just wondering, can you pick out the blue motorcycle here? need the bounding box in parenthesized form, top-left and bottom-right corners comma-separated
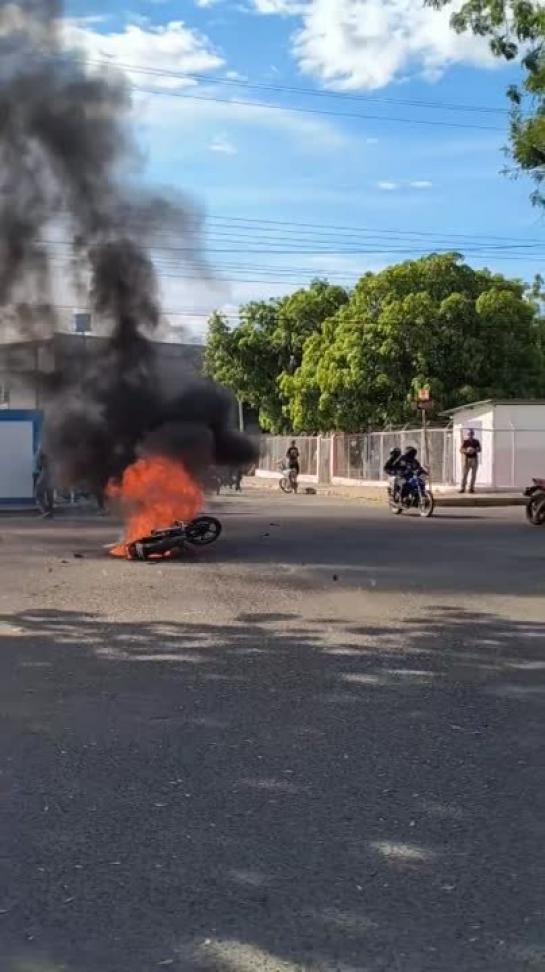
(389, 472, 434, 518)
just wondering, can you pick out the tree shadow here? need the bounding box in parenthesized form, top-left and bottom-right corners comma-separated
(1, 604, 545, 971)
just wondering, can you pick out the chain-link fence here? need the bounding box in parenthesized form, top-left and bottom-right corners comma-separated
(332, 429, 455, 484)
(255, 426, 545, 489)
(258, 435, 318, 477)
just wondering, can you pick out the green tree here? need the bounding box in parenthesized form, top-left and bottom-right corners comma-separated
(425, 0, 545, 203)
(204, 280, 349, 432)
(286, 253, 545, 431)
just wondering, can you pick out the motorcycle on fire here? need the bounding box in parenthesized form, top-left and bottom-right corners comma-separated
(127, 515, 222, 560)
(389, 471, 434, 518)
(524, 478, 545, 525)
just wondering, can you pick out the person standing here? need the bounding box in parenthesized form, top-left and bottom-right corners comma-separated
(34, 449, 54, 517)
(286, 440, 300, 476)
(459, 429, 481, 494)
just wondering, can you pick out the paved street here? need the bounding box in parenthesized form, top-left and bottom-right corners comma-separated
(1, 493, 545, 972)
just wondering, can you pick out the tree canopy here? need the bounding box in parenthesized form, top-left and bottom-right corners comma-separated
(203, 279, 349, 432)
(285, 254, 545, 431)
(205, 255, 545, 433)
(425, 0, 545, 204)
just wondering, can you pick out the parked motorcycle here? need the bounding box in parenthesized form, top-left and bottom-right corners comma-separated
(389, 472, 434, 518)
(524, 478, 545, 525)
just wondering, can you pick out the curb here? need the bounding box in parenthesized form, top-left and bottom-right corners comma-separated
(242, 478, 524, 508)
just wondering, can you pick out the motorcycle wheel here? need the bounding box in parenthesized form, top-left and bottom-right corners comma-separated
(419, 491, 435, 518)
(389, 500, 403, 515)
(527, 495, 545, 525)
(185, 515, 222, 546)
(279, 477, 293, 493)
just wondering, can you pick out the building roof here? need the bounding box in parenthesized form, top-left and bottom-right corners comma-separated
(442, 399, 545, 416)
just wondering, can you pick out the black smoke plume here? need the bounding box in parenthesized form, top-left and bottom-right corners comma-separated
(0, 0, 257, 492)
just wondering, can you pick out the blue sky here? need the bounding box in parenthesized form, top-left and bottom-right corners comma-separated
(62, 0, 544, 337)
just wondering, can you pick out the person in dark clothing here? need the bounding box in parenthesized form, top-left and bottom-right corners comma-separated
(384, 447, 402, 501)
(34, 449, 54, 517)
(286, 440, 300, 476)
(384, 447, 402, 476)
(395, 446, 427, 501)
(459, 429, 481, 494)
(397, 446, 426, 477)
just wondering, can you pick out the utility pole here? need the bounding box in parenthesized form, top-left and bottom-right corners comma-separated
(416, 387, 432, 483)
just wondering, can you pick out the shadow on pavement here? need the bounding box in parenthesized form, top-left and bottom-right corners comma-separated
(1, 606, 545, 971)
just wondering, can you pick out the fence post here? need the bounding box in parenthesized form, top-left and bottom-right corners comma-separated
(379, 433, 384, 481)
(511, 425, 516, 488)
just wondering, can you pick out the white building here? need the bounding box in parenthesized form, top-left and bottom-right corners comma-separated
(0, 410, 41, 505)
(446, 399, 545, 490)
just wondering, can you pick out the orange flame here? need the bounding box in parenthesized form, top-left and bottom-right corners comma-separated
(107, 455, 203, 557)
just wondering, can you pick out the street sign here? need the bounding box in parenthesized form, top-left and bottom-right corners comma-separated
(416, 399, 433, 411)
(417, 387, 430, 402)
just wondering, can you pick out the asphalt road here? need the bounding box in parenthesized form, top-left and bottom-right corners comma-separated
(1, 493, 545, 972)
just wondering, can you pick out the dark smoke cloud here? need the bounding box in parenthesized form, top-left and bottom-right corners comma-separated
(0, 1, 257, 490)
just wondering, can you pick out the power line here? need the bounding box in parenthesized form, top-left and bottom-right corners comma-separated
(86, 58, 509, 117)
(131, 84, 504, 134)
(40, 235, 545, 257)
(37, 209, 545, 247)
(206, 214, 545, 247)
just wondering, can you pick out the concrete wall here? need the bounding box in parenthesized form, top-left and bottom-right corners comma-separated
(452, 403, 545, 488)
(0, 335, 204, 412)
(492, 405, 545, 488)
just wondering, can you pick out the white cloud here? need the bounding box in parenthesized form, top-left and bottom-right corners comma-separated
(195, 0, 221, 7)
(133, 87, 349, 153)
(252, 0, 304, 13)
(63, 18, 224, 90)
(251, 0, 496, 91)
(377, 179, 433, 191)
(209, 133, 237, 154)
(61, 16, 346, 152)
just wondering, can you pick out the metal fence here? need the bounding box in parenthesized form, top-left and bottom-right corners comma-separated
(258, 435, 318, 477)
(255, 427, 545, 489)
(332, 429, 455, 484)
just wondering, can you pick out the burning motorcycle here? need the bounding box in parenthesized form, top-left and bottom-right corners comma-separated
(524, 478, 545, 525)
(389, 472, 434, 518)
(127, 515, 222, 560)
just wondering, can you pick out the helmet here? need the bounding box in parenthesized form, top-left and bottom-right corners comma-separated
(404, 446, 417, 459)
(389, 447, 401, 458)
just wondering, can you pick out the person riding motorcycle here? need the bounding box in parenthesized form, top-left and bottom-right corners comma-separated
(384, 447, 402, 501)
(384, 447, 402, 476)
(394, 446, 427, 503)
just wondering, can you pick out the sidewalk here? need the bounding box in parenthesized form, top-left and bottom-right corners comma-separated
(244, 477, 525, 507)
